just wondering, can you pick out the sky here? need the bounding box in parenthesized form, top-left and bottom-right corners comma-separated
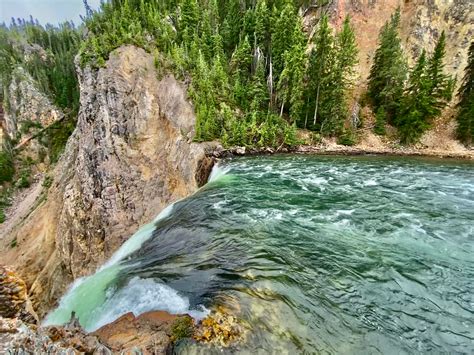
(0, 0, 102, 26)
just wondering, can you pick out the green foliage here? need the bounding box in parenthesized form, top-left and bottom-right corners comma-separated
(374, 107, 386, 136)
(368, 8, 406, 120)
(78, 0, 362, 147)
(0, 149, 15, 183)
(0, 20, 81, 114)
(17, 170, 31, 189)
(42, 175, 53, 188)
(456, 41, 474, 145)
(305, 15, 358, 136)
(0, 186, 12, 224)
(41, 117, 76, 163)
(397, 34, 455, 144)
(19, 119, 43, 135)
(337, 128, 358, 146)
(79, 0, 176, 68)
(368, 10, 455, 145)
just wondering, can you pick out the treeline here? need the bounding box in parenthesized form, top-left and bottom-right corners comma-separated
(80, 0, 359, 147)
(0, 18, 81, 114)
(0, 19, 81, 190)
(1, 2, 471, 150)
(368, 9, 473, 145)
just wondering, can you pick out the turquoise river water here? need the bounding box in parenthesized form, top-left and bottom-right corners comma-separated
(45, 155, 474, 354)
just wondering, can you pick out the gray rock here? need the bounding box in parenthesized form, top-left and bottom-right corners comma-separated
(2, 46, 214, 317)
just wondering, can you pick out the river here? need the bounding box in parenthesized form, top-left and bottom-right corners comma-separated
(45, 155, 474, 353)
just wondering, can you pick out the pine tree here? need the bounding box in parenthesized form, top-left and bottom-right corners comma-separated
(397, 51, 434, 143)
(276, 20, 306, 122)
(231, 35, 252, 76)
(321, 15, 358, 135)
(180, 0, 199, 37)
(336, 16, 358, 87)
(306, 15, 334, 128)
(368, 8, 406, 119)
(221, 0, 242, 54)
(426, 31, 455, 116)
(250, 53, 269, 113)
(397, 34, 455, 144)
(271, 0, 297, 80)
(254, 0, 270, 51)
(456, 41, 474, 145)
(374, 107, 387, 135)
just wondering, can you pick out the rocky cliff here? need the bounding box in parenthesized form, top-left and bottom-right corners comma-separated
(1, 1, 473, 321)
(304, 0, 473, 152)
(2, 67, 63, 140)
(309, 0, 474, 85)
(0, 45, 214, 316)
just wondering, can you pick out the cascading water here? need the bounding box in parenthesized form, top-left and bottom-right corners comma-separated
(45, 155, 474, 353)
(43, 201, 209, 332)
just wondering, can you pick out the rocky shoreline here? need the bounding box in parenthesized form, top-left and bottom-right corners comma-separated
(210, 143, 474, 160)
(0, 266, 244, 354)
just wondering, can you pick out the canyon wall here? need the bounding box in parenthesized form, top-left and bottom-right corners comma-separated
(0, 46, 214, 316)
(1, 1, 473, 317)
(304, 0, 474, 88)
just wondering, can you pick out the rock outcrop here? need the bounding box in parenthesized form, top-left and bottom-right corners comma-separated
(3, 67, 64, 141)
(92, 311, 192, 353)
(304, 0, 474, 87)
(0, 316, 108, 354)
(0, 266, 38, 324)
(0, 45, 214, 317)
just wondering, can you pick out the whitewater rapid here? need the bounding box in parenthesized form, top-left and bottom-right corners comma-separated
(43, 156, 474, 353)
(43, 164, 228, 331)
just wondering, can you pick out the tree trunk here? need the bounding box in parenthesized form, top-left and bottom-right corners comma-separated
(304, 97, 309, 129)
(280, 100, 285, 117)
(313, 83, 321, 125)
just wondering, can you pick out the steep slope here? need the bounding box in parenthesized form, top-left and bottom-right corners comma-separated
(306, 0, 473, 150)
(1, 1, 473, 319)
(309, 0, 474, 84)
(0, 46, 214, 316)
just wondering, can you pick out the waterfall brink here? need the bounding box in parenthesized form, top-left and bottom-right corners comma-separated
(42, 201, 210, 332)
(43, 164, 229, 331)
(207, 163, 231, 183)
(42, 155, 474, 352)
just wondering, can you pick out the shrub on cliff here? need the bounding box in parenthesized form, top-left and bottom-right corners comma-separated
(0, 150, 14, 183)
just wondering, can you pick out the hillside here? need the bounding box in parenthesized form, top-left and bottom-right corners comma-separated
(0, 1, 473, 352)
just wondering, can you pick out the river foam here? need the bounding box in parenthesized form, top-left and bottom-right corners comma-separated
(44, 155, 474, 353)
(43, 197, 205, 331)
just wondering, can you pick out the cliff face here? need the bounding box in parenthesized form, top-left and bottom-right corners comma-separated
(3, 67, 64, 141)
(305, 0, 474, 86)
(1, 1, 472, 318)
(0, 46, 214, 316)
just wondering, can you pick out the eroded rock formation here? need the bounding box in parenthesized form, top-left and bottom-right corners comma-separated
(1, 0, 473, 324)
(0, 265, 37, 324)
(0, 45, 215, 317)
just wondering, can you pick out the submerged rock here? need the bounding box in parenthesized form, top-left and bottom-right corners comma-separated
(194, 307, 245, 347)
